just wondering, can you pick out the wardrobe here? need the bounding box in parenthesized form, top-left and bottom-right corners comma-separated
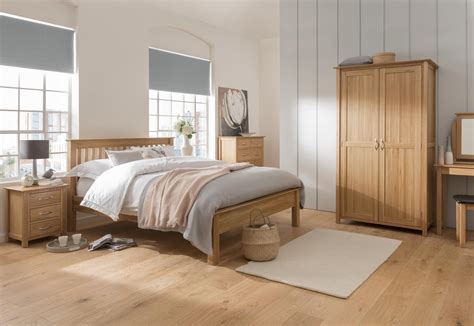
(336, 59, 437, 235)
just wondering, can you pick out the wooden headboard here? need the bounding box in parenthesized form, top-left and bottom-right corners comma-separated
(66, 137, 174, 231)
(67, 137, 174, 169)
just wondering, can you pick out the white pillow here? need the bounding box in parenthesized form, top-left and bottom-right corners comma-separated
(130, 146, 166, 159)
(66, 159, 113, 180)
(106, 149, 143, 166)
(161, 145, 176, 157)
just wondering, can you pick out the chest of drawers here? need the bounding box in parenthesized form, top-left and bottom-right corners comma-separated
(218, 136, 264, 166)
(5, 184, 68, 247)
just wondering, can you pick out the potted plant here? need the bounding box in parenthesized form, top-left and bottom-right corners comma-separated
(173, 117, 195, 156)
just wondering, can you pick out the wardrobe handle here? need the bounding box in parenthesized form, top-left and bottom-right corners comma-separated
(374, 139, 379, 150)
(381, 139, 385, 151)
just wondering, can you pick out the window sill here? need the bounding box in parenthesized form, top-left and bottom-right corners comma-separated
(0, 172, 68, 186)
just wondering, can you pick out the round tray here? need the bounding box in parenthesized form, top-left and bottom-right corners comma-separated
(46, 238, 88, 253)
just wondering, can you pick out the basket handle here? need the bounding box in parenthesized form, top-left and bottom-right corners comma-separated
(249, 208, 271, 227)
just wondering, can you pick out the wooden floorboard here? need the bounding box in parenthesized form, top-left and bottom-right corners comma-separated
(0, 209, 473, 325)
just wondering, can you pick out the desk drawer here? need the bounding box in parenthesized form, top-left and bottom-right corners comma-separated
(29, 190, 61, 208)
(30, 204, 61, 223)
(30, 219, 60, 238)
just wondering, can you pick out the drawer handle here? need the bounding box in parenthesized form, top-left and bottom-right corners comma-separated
(38, 226, 52, 231)
(37, 196, 54, 201)
(39, 211, 53, 216)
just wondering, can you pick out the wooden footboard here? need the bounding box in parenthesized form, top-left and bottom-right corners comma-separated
(71, 187, 300, 265)
(207, 188, 300, 265)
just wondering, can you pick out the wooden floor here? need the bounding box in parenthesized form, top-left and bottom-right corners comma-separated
(1, 209, 473, 326)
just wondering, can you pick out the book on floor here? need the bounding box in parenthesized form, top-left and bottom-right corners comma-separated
(88, 234, 137, 251)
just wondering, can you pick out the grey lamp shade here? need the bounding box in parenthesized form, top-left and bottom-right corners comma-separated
(20, 140, 49, 159)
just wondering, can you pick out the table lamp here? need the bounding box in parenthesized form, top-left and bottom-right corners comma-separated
(20, 140, 49, 185)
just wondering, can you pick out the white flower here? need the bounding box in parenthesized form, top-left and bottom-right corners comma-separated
(182, 124, 194, 136)
(173, 121, 182, 133)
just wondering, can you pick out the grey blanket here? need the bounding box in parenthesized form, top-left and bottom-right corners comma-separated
(140, 166, 304, 255)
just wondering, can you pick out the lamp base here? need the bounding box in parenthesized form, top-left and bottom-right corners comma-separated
(32, 159, 39, 185)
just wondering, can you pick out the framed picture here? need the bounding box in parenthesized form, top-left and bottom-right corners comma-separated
(218, 87, 249, 136)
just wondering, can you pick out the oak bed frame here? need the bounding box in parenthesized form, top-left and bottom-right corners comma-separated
(67, 137, 301, 265)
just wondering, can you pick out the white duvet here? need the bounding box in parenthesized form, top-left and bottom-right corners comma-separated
(81, 157, 303, 255)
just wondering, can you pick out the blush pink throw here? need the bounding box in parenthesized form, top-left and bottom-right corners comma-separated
(139, 162, 253, 229)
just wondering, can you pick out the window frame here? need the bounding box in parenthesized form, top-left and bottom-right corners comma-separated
(0, 66, 72, 181)
(149, 90, 209, 157)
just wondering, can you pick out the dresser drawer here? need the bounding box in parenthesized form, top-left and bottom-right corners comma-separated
(30, 204, 61, 223)
(237, 138, 263, 149)
(30, 218, 61, 238)
(237, 148, 263, 161)
(248, 159, 264, 166)
(29, 190, 61, 208)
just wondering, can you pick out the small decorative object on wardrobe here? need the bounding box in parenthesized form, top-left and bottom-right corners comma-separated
(372, 52, 396, 64)
(338, 55, 373, 66)
(445, 135, 454, 164)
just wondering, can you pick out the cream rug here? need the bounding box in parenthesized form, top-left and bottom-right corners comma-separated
(236, 228, 401, 299)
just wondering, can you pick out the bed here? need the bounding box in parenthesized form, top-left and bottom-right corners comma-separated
(67, 137, 302, 265)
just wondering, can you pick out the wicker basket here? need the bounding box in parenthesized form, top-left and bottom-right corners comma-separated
(242, 209, 280, 262)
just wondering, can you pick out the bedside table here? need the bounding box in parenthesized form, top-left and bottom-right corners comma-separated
(5, 183, 68, 247)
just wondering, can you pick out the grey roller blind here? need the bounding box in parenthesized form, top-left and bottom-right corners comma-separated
(149, 48, 210, 96)
(0, 14, 74, 73)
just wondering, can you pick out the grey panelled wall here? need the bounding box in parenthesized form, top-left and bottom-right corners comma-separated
(280, 0, 474, 230)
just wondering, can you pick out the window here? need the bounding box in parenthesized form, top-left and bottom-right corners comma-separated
(149, 90, 208, 157)
(0, 65, 71, 180)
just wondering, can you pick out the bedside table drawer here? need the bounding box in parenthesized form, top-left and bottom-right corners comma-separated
(29, 190, 61, 207)
(30, 204, 61, 223)
(30, 219, 61, 238)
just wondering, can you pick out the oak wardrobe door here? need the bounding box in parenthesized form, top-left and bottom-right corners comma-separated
(339, 69, 380, 222)
(379, 66, 422, 227)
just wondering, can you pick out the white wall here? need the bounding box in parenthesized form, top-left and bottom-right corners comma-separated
(280, 0, 474, 229)
(259, 37, 280, 168)
(0, 0, 76, 29)
(0, 0, 262, 241)
(75, 1, 260, 141)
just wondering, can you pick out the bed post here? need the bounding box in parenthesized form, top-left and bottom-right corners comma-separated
(67, 140, 77, 232)
(207, 217, 220, 265)
(292, 189, 300, 227)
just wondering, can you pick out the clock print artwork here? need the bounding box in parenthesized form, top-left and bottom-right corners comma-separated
(218, 87, 249, 136)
